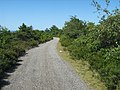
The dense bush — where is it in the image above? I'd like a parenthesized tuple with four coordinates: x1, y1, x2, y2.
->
(60, 16, 86, 47)
(0, 23, 53, 75)
(60, 13, 120, 90)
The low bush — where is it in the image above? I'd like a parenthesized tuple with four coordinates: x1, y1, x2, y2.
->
(60, 14, 120, 90)
(0, 23, 53, 75)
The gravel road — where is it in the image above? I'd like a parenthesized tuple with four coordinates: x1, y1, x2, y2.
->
(2, 38, 90, 90)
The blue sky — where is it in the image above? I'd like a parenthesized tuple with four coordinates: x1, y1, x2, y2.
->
(0, 0, 119, 31)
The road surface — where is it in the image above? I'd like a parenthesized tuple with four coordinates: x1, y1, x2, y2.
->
(2, 38, 90, 90)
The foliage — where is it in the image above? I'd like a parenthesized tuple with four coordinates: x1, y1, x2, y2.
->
(49, 25, 62, 37)
(60, 13, 120, 90)
(0, 23, 53, 75)
(60, 16, 86, 48)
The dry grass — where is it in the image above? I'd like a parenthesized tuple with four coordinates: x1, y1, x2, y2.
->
(57, 42, 107, 90)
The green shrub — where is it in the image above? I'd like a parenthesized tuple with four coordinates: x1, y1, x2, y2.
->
(28, 39, 39, 48)
(60, 14, 120, 90)
(0, 23, 54, 75)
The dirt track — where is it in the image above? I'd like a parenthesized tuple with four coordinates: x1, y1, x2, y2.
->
(2, 38, 90, 90)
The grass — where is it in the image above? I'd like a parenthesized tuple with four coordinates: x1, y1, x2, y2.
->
(57, 42, 107, 90)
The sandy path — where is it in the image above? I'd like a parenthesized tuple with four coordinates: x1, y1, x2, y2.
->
(2, 38, 90, 90)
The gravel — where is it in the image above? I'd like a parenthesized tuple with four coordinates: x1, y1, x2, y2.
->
(2, 37, 90, 90)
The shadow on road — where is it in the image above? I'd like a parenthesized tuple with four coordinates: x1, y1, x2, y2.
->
(0, 59, 23, 89)
(0, 73, 10, 89)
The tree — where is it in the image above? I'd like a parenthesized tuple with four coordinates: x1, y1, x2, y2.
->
(92, 0, 120, 20)
(50, 25, 60, 37)
(63, 16, 86, 39)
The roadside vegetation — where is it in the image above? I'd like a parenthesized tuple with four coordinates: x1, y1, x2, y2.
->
(57, 42, 107, 90)
(0, 23, 58, 76)
(59, 2, 120, 89)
